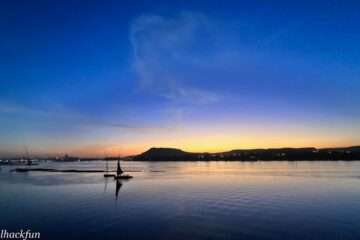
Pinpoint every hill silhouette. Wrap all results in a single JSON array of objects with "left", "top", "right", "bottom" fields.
[
  {"left": 133, "top": 148, "right": 193, "bottom": 161},
  {"left": 133, "top": 146, "right": 360, "bottom": 161}
]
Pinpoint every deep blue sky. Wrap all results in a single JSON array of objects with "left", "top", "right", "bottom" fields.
[{"left": 1, "top": 0, "right": 360, "bottom": 156}]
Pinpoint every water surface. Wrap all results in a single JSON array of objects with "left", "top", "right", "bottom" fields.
[{"left": 1, "top": 161, "right": 360, "bottom": 240}]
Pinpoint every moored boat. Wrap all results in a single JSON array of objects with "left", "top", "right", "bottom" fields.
[
  {"left": 104, "top": 173, "right": 115, "bottom": 177},
  {"left": 113, "top": 159, "right": 133, "bottom": 180},
  {"left": 114, "top": 174, "right": 133, "bottom": 180}
]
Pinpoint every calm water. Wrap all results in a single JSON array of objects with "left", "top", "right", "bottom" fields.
[{"left": 1, "top": 161, "right": 360, "bottom": 240}]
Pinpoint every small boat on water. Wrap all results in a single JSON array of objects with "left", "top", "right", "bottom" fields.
[
  {"left": 114, "top": 174, "right": 133, "bottom": 180},
  {"left": 104, "top": 173, "right": 115, "bottom": 177},
  {"left": 114, "top": 159, "right": 133, "bottom": 180}
]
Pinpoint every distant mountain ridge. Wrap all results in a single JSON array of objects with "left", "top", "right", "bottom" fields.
[
  {"left": 133, "top": 146, "right": 360, "bottom": 161},
  {"left": 133, "top": 147, "right": 192, "bottom": 161}
]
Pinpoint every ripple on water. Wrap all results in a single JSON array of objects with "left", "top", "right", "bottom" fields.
[{"left": 1, "top": 161, "right": 360, "bottom": 240}]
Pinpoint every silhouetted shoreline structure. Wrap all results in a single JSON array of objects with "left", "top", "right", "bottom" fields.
[
  {"left": 133, "top": 146, "right": 360, "bottom": 161},
  {"left": 25, "top": 147, "right": 32, "bottom": 166},
  {"left": 2, "top": 146, "right": 360, "bottom": 163},
  {"left": 12, "top": 168, "right": 142, "bottom": 173},
  {"left": 13, "top": 168, "right": 111, "bottom": 173}
]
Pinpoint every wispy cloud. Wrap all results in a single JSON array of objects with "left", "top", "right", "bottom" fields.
[
  {"left": 0, "top": 102, "right": 165, "bottom": 131},
  {"left": 0, "top": 102, "right": 44, "bottom": 115},
  {"left": 130, "top": 11, "right": 221, "bottom": 104}
]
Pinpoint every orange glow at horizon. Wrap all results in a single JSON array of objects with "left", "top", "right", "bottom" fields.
[
  {"left": 4, "top": 119, "right": 359, "bottom": 157},
  {"left": 66, "top": 129, "right": 359, "bottom": 157}
]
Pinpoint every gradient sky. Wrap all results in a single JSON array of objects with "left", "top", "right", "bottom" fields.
[{"left": 1, "top": 0, "right": 360, "bottom": 157}]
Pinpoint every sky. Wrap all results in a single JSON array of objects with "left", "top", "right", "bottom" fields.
[{"left": 1, "top": 0, "right": 360, "bottom": 157}]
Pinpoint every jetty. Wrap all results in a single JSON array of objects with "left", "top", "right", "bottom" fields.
[{"left": 13, "top": 168, "right": 109, "bottom": 173}]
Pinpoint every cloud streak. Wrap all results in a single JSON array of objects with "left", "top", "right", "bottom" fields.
[
  {"left": 130, "top": 12, "right": 221, "bottom": 104},
  {"left": 0, "top": 102, "right": 165, "bottom": 132}
]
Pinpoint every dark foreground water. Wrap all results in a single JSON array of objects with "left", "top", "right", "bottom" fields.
[{"left": 1, "top": 161, "right": 360, "bottom": 240}]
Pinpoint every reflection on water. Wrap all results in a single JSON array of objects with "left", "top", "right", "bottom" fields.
[
  {"left": 1, "top": 161, "right": 360, "bottom": 240},
  {"left": 115, "top": 180, "right": 123, "bottom": 200},
  {"left": 103, "top": 176, "right": 125, "bottom": 200}
]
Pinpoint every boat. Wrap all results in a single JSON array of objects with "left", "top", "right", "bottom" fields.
[
  {"left": 113, "top": 159, "right": 133, "bottom": 180},
  {"left": 114, "top": 174, "right": 133, "bottom": 180},
  {"left": 104, "top": 173, "right": 115, "bottom": 178},
  {"left": 24, "top": 147, "right": 39, "bottom": 166}
]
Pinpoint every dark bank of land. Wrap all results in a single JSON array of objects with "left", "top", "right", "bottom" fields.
[
  {"left": 132, "top": 146, "right": 360, "bottom": 161},
  {"left": 2, "top": 146, "right": 360, "bottom": 164},
  {"left": 13, "top": 168, "right": 108, "bottom": 173},
  {"left": 12, "top": 168, "right": 142, "bottom": 173}
]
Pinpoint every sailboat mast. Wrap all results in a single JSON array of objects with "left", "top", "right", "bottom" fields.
[
  {"left": 25, "top": 146, "right": 31, "bottom": 166},
  {"left": 117, "top": 159, "right": 123, "bottom": 176}
]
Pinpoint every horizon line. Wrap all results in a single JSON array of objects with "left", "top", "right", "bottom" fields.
[{"left": 1, "top": 144, "right": 360, "bottom": 159}]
